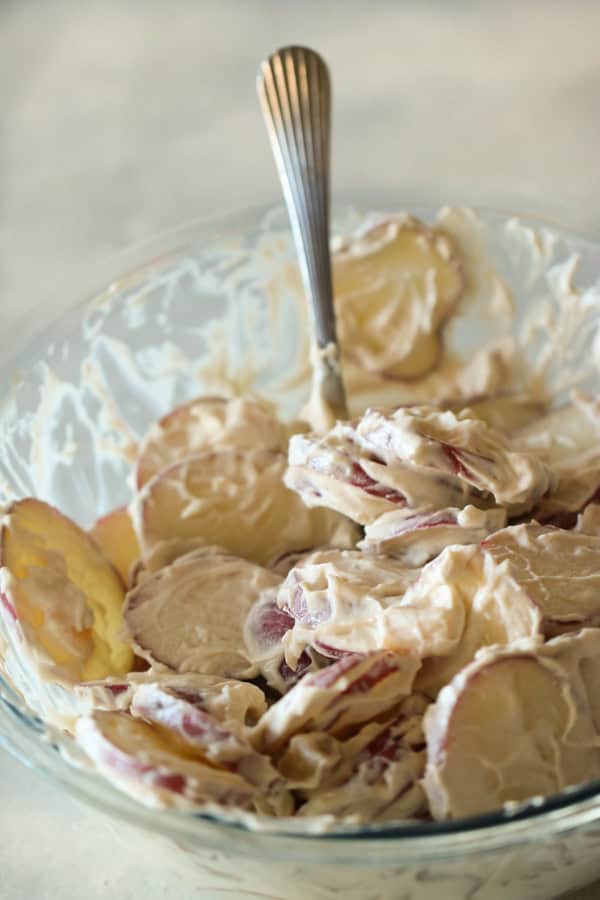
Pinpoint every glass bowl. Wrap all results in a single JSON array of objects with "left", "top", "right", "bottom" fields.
[{"left": 2, "top": 202, "right": 600, "bottom": 900}]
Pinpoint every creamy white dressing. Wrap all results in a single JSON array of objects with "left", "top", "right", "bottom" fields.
[{"left": 277, "top": 549, "right": 462, "bottom": 663}]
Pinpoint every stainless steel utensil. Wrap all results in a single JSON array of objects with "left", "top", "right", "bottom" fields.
[{"left": 257, "top": 45, "right": 348, "bottom": 421}]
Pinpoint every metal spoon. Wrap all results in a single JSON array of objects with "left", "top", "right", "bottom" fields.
[{"left": 257, "top": 45, "right": 348, "bottom": 421}]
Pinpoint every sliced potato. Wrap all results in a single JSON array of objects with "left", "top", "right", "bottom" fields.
[
  {"left": 124, "top": 549, "right": 281, "bottom": 678},
  {"left": 75, "top": 710, "right": 255, "bottom": 810},
  {"left": 285, "top": 428, "right": 414, "bottom": 527},
  {"left": 252, "top": 650, "right": 420, "bottom": 755},
  {"left": 277, "top": 548, "right": 462, "bottom": 662},
  {"left": 90, "top": 505, "right": 140, "bottom": 586},
  {"left": 286, "top": 405, "right": 553, "bottom": 528},
  {"left": 359, "top": 505, "right": 506, "bottom": 565},
  {"left": 415, "top": 545, "right": 543, "bottom": 697},
  {"left": 130, "top": 682, "right": 292, "bottom": 815},
  {"left": 423, "top": 631, "right": 600, "bottom": 820},
  {"left": 297, "top": 694, "right": 428, "bottom": 823},
  {"left": 136, "top": 395, "right": 289, "bottom": 488},
  {"left": 353, "top": 405, "right": 553, "bottom": 516},
  {"left": 243, "top": 588, "right": 316, "bottom": 694},
  {"left": 133, "top": 448, "right": 359, "bottom": 566},
  {"left": 0, "top": 498, "right": 133, "bottom": 682},
  {"left": 333, "top": 216, "right": 464, "bottom": 379},
  {"left": 482, "top": 524, "right": 600, "bottom": 635},
  {"left": 514, "top": 396, "right": 600, "bottom": 525},
  {"left": 73, "top": 670, "right": 268, "bottom": 730}
]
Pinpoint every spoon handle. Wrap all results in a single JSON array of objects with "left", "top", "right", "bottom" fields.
[{"left": 257, "top": 45, "right": 348, "bottom": 420}]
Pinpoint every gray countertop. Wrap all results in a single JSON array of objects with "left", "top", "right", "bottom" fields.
[{"left": 2, "top": 2, "right": 600, "bottom": 897}]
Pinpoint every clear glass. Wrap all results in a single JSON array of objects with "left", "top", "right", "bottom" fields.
[{"left": 2, "top": 203, "right": 600, "bottom": 900}]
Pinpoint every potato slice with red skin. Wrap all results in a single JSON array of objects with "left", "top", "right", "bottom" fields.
[
  {"left": 128, "top": 539, "right": 228, "bottom": 591},
  {"left": 280, "top": 694, "right": 427, "bottom": 792},
  {"left": 74, "top": 671, "right": 268, "bottom": 729},
  {"left": 75, "top": 711, "right": 255, "bottom": 810},
  {"left": 130, "top": 682, "right": 292, "bottom": 815},
  {"left": 419, "top": 526, "right": 600, "bottom": 698},
  {"left": 540, "top": 628, "right": 600, "bottom": 733},
  {"left": 123, "top": 549, "right": 281, "bottom": 678},
  {"left": 332, "top": 215, "right": 464, "bottom": 379},
  {"left": 296, "top": 694, "right": 429, "bottom": 823},
  {"left": 284, "top": 428, "right": 412, "bottom": 527},
  {"left": 359, "top": 505, "right": 506, "bottom": 566},
  {"left": 353, "top": 406, "right": 553, "bottom": 516},
  {"left": 0, "top": 499, "right": 133, "bottom": 683},
  {"left": 277, "top": 549, "right": 463, "bottom": 664},
  {"left": 481, "top": 524, "right": 600, "bottom": 636},
  {"left": 414, "top": 545, "right": 543, "bottom": 698},
  {"left": 132, "top": 448, "right": 359, "bottom": 567},
  {"left": 285, "top": 406, "right": 552, "bottom": 528},
  {"left": 423, "top": 632, "right": 600, "bottom": 820},
  {"left": 90, "top": 506, "right": 140, "bottom": 586},
  {"left": 135, "top": 395, "right": 289, "bottom": 489},
  {"left": 243, "top": 589, "right": 316, "bottom": 694},
  {"left": 252, "top": 650, "right": 420, "bottom": 755}
]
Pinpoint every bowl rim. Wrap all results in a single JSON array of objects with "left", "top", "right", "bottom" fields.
[{"left": 2, "top": 199, "right": 600, "bottom": 858}]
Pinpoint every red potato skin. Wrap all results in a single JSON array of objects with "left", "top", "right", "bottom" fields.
[
  {"left": 347, "top": 462, "right": 406, "bottom": 504},
  {"left": 313, "top": 641, "right": 351, "bottom": 660},
  {"left": 391, "top": 513, "right": 459, "bottom": 536},
  {"left": 157, "top": 396, "right": 226, "bottom": 429},
  {"left": 308, "top": 652, "right": 401, "bottom": 695},
  {"left": 430, "top": 652, "right": 540, "bottom": 767},
  {"left": 245, "top": 591, "right": 314, "bottom": 690},
  {"left": 89, "top": 726, "right": 190, "bottom": 799},
  {"left": 134, "top": 693, "right": 238, "bottom": 763},
  {"left": 132, "top": 688, "right": 284, "bottom": 794},
  {"left": 91, "top": 723, "right": 161, "bottom": 781},
  {"left": 92, "top": 506, "right": 126, "bottom": 528},
  {"left": 77, "top": 715, "right": 254, "bottom": 807},
  {"left": 0, "top": 590, "right": 17, "bottom": 621}
]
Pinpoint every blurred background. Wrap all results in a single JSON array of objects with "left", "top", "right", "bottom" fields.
[
  {"left": 2, "top": 2, "right": 600, "bottom": 897},
  {"left": 3, "top": 0, "right": 600, "bottom": 334}
]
